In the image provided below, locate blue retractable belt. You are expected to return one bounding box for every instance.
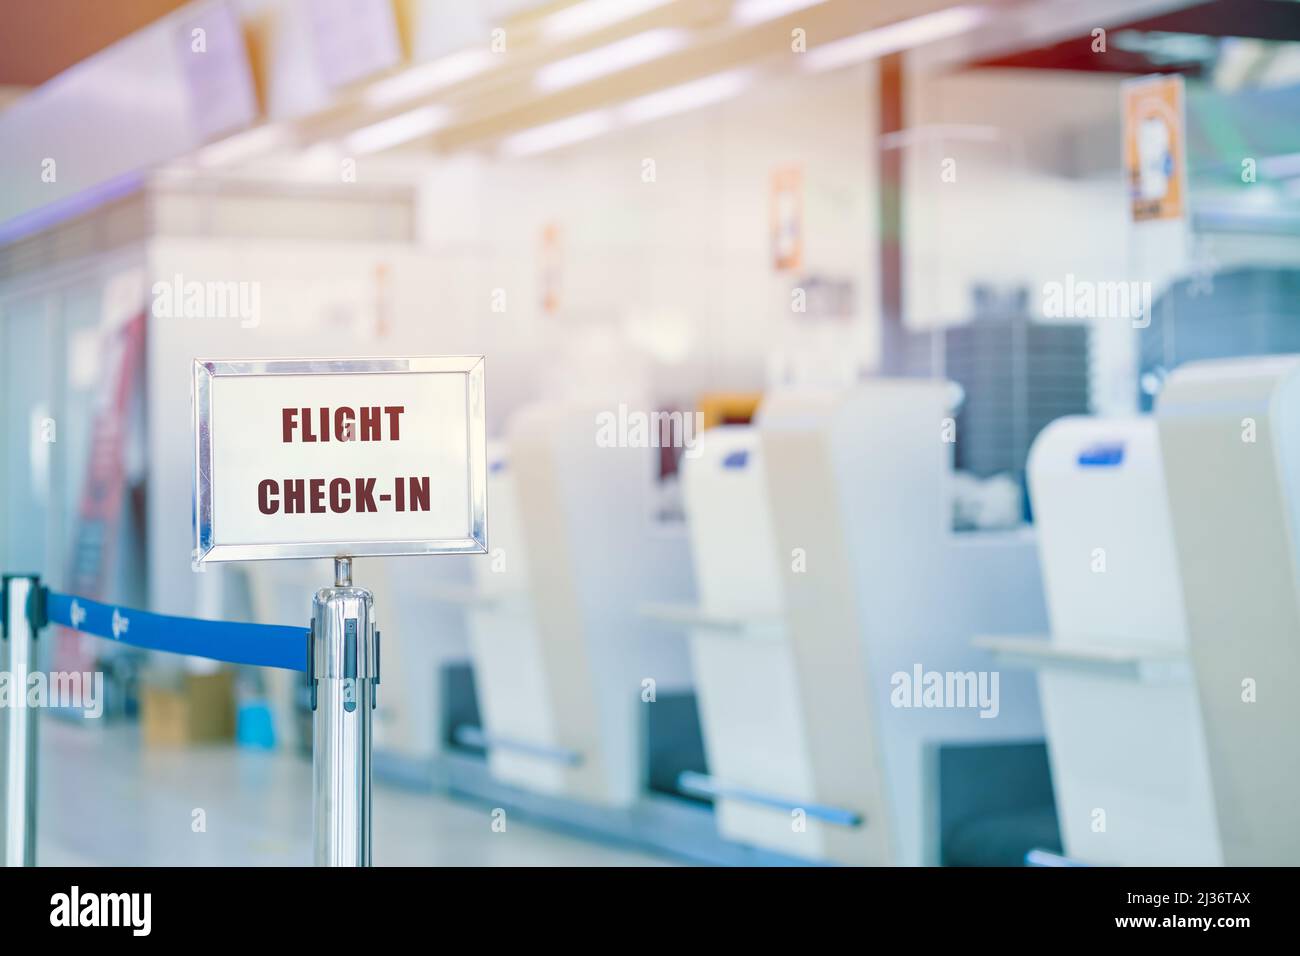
[44,590,307,672]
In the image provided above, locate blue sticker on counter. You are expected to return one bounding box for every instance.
[1077,443,1125,467]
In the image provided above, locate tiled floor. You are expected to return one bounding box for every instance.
[35,721,673,867]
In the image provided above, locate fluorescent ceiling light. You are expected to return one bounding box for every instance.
[535,28,691,93]
[731,0,826,26]
[503,67,756,157]
[500,110,615,157]
[365,48,495,109]
[803,5,987,72]
[345,105,450,154]
[196,124,291,168]
[540,0,675,42]
[619,68,754,125]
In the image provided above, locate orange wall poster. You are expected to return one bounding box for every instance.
[1123,74,1188,223]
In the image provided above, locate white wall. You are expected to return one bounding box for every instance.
[418,64,880,402]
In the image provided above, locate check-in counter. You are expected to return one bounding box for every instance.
[672,425,831,859]
[987,355,1300,866]
[458,403,695,806]
[1156,356,1300,865]
[1018,416,1220,865]
[668,381,1047,865]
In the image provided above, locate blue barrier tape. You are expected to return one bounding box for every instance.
[44,590,307,672]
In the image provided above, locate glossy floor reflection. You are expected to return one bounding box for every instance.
[35,721,674,867]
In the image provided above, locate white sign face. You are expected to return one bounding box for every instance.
[193,357,486,562]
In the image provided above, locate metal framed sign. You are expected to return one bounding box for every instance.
[193,356,486,562]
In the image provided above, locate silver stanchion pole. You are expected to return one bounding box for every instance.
[309,557,378,866]
[1,574,42,867]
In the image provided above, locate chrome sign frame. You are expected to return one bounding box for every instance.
[193,355,487,563]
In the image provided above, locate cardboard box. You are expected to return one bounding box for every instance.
[140,671,236,746]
